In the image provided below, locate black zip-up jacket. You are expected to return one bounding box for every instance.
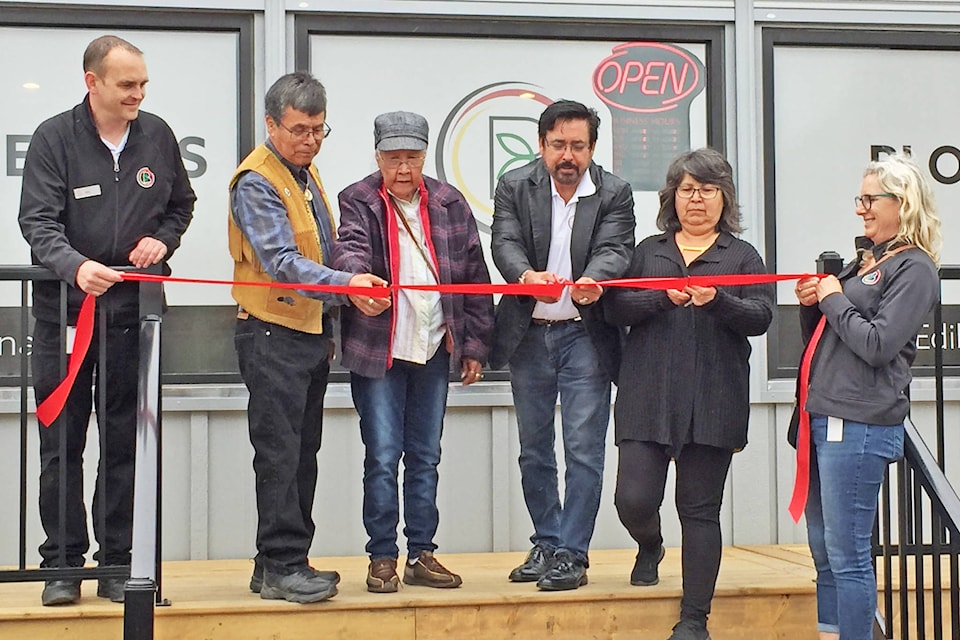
[18,95,196,324]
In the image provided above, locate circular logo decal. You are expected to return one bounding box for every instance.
[136,167,155,189]
[861,269,882,286]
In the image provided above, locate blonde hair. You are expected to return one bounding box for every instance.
[864,154,942,265]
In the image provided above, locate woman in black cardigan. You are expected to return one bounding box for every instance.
[603,148,774,640]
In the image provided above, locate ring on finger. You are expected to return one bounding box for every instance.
[367,297,375,305]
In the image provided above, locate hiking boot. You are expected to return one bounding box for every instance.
[260,566,338,603]
[250,558,339,593]
[402,551,462,588]
[366,557,400,593]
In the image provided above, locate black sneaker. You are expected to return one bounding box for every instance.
[630,544,665,586]
[668,618,711,640]
[250,559,340,594]
[97,577,126,603]
[508,545,554,582]
[41,580,81,606]
[536,549,587,591]
[260,566,338,604]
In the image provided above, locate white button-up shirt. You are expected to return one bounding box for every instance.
[390,191,445,364]
[533,170,597,321]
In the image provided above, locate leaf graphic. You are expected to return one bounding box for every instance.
[495,133,538,179]
[496,132,535,158]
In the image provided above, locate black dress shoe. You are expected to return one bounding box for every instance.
[508,545,554,582]
[41,580,81,606]
[536,550,587,591]
[97,577,126,603]
[630,544,665,586]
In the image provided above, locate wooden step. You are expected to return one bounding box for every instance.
[0,545,821,639]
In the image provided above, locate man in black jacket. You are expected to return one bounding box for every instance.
[490,100,634,591]
[18,35,195,606]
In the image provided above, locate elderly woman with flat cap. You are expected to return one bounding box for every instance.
[604,148,774,640]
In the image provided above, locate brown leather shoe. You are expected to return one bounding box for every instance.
[366,557,399,593]
[402,551,462,588]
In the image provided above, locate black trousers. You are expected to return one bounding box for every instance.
[33,318,139,568]
[614,440,733,622]
[235,316,331,575]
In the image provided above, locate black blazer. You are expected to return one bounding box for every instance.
[489,159,635,383]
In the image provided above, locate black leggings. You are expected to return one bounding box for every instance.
[614,440,733,622]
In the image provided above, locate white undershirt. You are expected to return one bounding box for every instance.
[532,171,597,321]
[390,191,445,364]
[100,126,130,168]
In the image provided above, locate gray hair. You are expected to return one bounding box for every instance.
[264,71,327,123]
[656,148,742,234]
[83,35,143,76]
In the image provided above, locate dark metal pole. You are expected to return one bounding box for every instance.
[123,278,163,640]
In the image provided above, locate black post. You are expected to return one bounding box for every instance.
[123,275,164,640]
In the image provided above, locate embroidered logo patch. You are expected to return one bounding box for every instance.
[136,167,155,189]
[861,269,882,286]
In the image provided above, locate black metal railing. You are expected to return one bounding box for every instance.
[0,265,163,640]
[874,265,960,639]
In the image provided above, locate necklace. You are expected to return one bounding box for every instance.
[677,244,710,252]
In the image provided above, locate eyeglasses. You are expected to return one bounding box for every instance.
[277,120,332,141]
[676,185,720,200]
[854,193,896,210]
[544,140,590,154]
[378,154,426,170]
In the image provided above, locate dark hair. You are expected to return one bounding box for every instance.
[82,35,143,76]
[265,71,327,124]
[538,100,600,147]
[656,148,742,234]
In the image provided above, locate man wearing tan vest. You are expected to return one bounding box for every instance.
[229,72,387,604]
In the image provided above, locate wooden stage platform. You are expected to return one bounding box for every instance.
[0,545,821,639]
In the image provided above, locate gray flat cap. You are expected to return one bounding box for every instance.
[374,111,429,151]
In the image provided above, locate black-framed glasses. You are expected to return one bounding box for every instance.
[854,193,896,210]
[676,185,720,200]
[544,140,590,154]
[277,120,332,141]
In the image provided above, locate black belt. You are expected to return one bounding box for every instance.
[531,317,582,326]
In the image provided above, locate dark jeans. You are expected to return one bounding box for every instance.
[351,350,450,560]
[507,321,610,561]
[615,440,733,622]
[33,318,139,568]
[235,316,331,575]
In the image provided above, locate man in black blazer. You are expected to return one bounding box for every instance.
[490,100,635,590]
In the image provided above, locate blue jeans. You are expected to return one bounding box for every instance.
[352,350,450,560]
[805,414,904,639]
[508,321,611,562]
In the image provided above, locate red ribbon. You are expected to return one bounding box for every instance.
[35,293,96,427]
[787,315,828,523]
[34,271,817,428]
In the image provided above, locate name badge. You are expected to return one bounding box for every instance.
[65,326,77,355]
[73,184,102,200]
[827,416,843,442]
